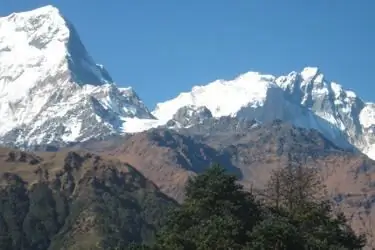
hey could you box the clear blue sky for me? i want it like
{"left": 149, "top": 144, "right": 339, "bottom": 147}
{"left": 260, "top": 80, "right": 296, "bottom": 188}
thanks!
{"left": 1, "top": 0, "right": 374, "bottom": 109}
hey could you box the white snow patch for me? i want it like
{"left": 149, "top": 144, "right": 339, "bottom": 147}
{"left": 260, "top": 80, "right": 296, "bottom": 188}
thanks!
{"left": 152, "top": 71, "right": 277, "bottom": 122}
{"left": 123, "top": 117, "right": 162, "bottom": 133}
{"left": 346, "top": 90, "right": 356, "bottom": 98}
{"left": 360, "top": 104, "right": 375, "bottom": 129}
{"left": 331, "top": 82, "right": 343, "bottom": 98}
{"left": 300, "top": 67, "right": 319, "bottom": 81}
{"left": 61, "top": 119, "right": 82, "bottom": 142}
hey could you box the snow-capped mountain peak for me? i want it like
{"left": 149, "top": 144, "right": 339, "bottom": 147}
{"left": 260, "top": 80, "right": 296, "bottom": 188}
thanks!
{"left": 150, "top": 67, "right": 375, "bottom": 159}
{"left": 0, "top": 4, "right": 113, "bottom": 93}
{"left": 300, "top": 66, "right": 320, "bottom": 81}
{"left": 152, "top": 71, "right": 278, "bottom": 123}
{"left": 2, "top": 5, "right": 375, "bottom": 161}
{"left": 11, "top": 4, "right": 61, "bottom": 16}
{"left": 0, "top": 6, "right": 153, "bottom": 148}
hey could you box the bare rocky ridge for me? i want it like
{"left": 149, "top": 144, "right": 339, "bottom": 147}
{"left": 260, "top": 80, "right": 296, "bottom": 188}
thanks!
{"left": 106, "top": 129, "right": 241, "bottom": 202}
{"left": 0, "top": 148, "right": 176, "bottom": 249}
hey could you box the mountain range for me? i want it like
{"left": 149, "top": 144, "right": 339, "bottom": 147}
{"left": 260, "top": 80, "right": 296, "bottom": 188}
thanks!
{"left": 2, "top": 5, "right": 375, "bottom": 249}
{"left": 1, "top": 5, "right": 375, "bottom": 160}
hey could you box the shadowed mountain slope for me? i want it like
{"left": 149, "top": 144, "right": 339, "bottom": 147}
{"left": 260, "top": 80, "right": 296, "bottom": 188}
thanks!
{"left": 0, "top": 148, "right": 176, "bottom": 250}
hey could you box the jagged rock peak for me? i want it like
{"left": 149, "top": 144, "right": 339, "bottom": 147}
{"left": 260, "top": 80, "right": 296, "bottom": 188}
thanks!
{"left": 166, "top": 105, "right": 213, "bottom": 128}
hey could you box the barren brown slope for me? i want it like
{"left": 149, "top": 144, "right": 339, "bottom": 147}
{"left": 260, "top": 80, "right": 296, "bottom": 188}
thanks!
{"left": 201, "top": 121, "right": 375, "bottom": 247}
{"left": 103, "top": 120, "right": 375, "bottom": 248}
{"left": 0, "top": 148, "right": 176, "bottom": 250}
{"left": 107, "top": 129, "right": 241, "bottom": 202}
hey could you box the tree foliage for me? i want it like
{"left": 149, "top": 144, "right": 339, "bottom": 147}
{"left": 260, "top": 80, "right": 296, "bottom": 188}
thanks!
{"left": 153, "top": 164, "right": 261, "bottom": 250}
{"left": 262, "top": 153, "right": 324, "bottom": 212}
{"left": 139, "top": 163, "right": 366, "bottom": 250}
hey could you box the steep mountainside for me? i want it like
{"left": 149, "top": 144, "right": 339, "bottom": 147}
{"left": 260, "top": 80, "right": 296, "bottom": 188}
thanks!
{"left": 106, "top": 128, "right": 242, "bottom": 202}
{"left": 0, "top": 148, "right": 176, "bottom": 250}
{"left": 0, "top": 6, "right": 154, "bottom": 149}
{"left": 100, "top": 119, "right": 375, "bottom": 248}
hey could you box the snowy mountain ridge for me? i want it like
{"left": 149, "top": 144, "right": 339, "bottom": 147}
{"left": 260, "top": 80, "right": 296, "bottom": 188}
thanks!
{"left": 1, "top": 5, "right": 375, "bottom": 160}
{"left": 149, "top": 66, "right": 375, "bottom": 158}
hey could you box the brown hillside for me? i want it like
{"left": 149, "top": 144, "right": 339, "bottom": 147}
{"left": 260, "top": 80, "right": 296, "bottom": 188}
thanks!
{"left": 104, "top": 122, "right": 375, "bottom": 248}
{"left": 0, "top": 148, "right": 176, "bottom": 250}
